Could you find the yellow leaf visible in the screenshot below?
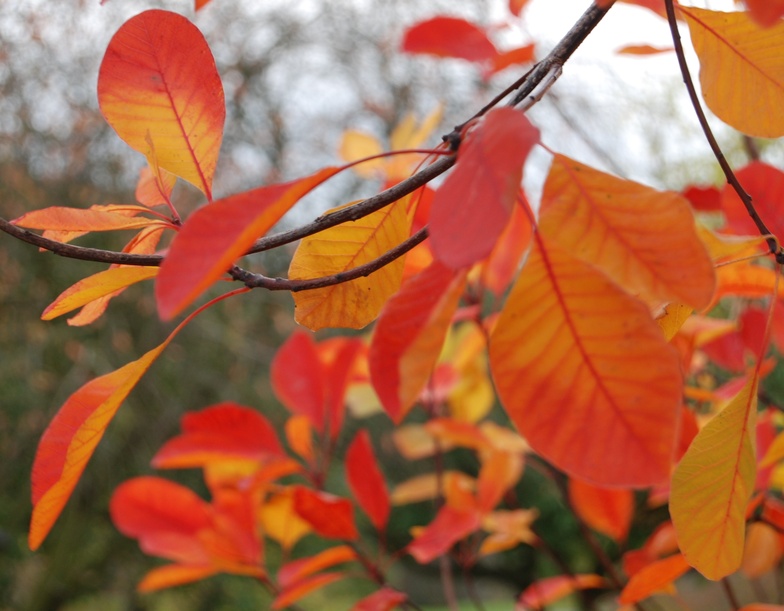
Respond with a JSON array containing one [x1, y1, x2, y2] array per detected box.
[[671, 375, 758, 580], [539, 154, 716, 310], [656, 303, 693, 341], [680, 7, 784, 138], [289, 197, 412, 330], [338, 130, 385, 178]]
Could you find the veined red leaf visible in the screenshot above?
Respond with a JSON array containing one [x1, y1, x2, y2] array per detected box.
[[278, 545, 357, 589], [272, 331, 326, 432], [98, 10, 225, 198], [516, 574, 606, 611], [151, 403, 286, 469], [671, 375, 759, 580], [352, 587, 408, 611], [272, 572, 347, 610], [370, 261, 467, 422], [156, 168, 337, 320], [408, 504, 482, 564], [619, 554, 690, 604], [539, 154, 715, 310], [346, 431, 390, 531], [401, 16, 497, 63], [289, 195, 412, 331], [744, 0, 784, 27], [430, 107, 539, 269], [42, 267, 159, 321], [292, 487, 358, 541], [679, 6, 784, 138], [489, 235, 682, 487], [13, 206, 161, 232], [568, 478, 634, 542]]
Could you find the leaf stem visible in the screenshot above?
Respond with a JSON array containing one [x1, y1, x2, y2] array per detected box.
[[721, 577, 741, 611]]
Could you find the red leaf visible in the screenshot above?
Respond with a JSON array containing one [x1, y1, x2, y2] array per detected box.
[[370, 261, 467, 422], [401, 16, 498, 63], [273, 572, 347, 610], [517, 574, 606, 610], [320, 338, 364, 439], [152, 403, 286, 469], [353, 587, 408, 611], [278, 545, 357, 589], [272, 331, 326, 432], [156, 168, 337, 320], [508, 0, 531, 16], [682, 184, 722, 212], [97, 10, 224, 199], [721, 162, 784, 238], [619, 554, 690, 604], [430, 107, 539, 269], [346, 431, 390, 531], [293, 487, 359, 540], [744, 0, 784, 27], [408, 505, 481, 564]]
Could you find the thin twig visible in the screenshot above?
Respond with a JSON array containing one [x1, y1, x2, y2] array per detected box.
[[664, 0, 782, 263], [721, 577, 742, 611]]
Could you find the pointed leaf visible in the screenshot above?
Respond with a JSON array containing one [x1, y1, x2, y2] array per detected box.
[[568, 478, 634, 542], [401, 16, 497, 63], [352, 587, 408, 611], [42, 267, 159, 321], [272, 572, 347, 610], [278, 545, 357, 589], [679, 6, 784, 137], [480, 196, 533, 296], [272, 331, 326, 432], [13, 206, 159, 232], [619, 554, 691, 604], [539, 154, 715, 310], [489, 236, 682, 487], [671, 376, 759, 580], [430, 107, 539, 269], [408, 505, 482, 564], [289, 195, 412, 330], [476, 450, 524, 513], [370, 261, 466, 422], [156, 168, 336, 320], [346, 431, 390, 531], [260, 488, 313, 551], [721, 162, 784, 240], [516, 574, 606, 611], [292, 487, 358, 541], [98, 10, 225, 198], [136, 166, 176, 208]]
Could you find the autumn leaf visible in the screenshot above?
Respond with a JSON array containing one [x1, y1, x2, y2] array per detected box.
[[429, 107, 539, 269], [292, 487, 359, 541], [277, 545, 357, 590], [370, 261, 467, 422], [13, 206, 162, 232], [490, 235, 682, 487], [401, 16, 497, 63], [98, 10, 225, 199], [741, 522, 783, 578], [679, 6, 784, 138], [516, 574, 606, 611], [156, 168, 337, 320], [259, 487, 313, 551], [135, 166, 176, 208], [273, 573, 347, 610], [346, 431, 390, 531], [407, 504, 482, 564], [539, 154, 715, 310], [289, 195, 412, 330], [353, 587, 408, 611], [619, 554, 690, 604], [568, 478, 634, 542], [721, 162, 784, 240], [743, 0, 784, 27], [671, 375, 759, 580], [480, 196, 533, 296]]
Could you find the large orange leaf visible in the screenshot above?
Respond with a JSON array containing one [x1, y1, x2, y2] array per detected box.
[[369, 261, 467, 422], [156, 168, 337, 320], [346, 431, 390, 531], [679, 6, 784, 138], [671, 375, 759, 580], [489, 235, 682, 487], [41, 267, 159, 321], [429, 107, 539, 269], [289, 195, 411, 330], [539, 155, 715, 310], [97, 10, 225, 198]]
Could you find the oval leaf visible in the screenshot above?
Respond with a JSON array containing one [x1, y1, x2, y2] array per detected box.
[[346, 431, 390, 531], [401, 16, 497, 63], [98, 10, 225, 198]]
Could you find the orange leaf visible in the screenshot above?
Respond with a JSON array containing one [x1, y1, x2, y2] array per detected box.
[[619, 554, 690, 604], [13, 206, 160, 232], [679, 6, 784, 138], [479, 509, 538, 556], [29, 316, 190, 550], [401, 16, 497, 63], [671, 375, 759, 580], [476, 450, 524, 513], [151, 403, 286, 469], [508, 0, 531, 17], [259, 488, 313, 551], [430, 108, 539, 269], [487, 44, 536, 76], [278, 545, 357, 589], [741, 522, 783, 578], [489, 236, 682, 487], [568, 478, 634, 543], [41, 267, 159, 321], [346, 431, 390, 531], [156, 167, 336, 320], [408, 504, 482, 564], [289, 195, 412, 330], [292, 487, 358, 541], [740, 606, 784, 611], [539, 154, 715, 310], [138, 565, 219, 592], [285, 415, 315, 465], [516, 574, 606, 610], [98, 10, 225, 198], [370, 261, 467, 422], [480, 195, 533, 296], [352, 587, 408, 611], [272, 572, 347, 610], [135, 166, 176, 208], [713, 262, 781, 304], [617, 44, 673, 55]]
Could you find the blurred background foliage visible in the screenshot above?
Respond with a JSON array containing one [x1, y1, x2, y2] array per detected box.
[[2, 0, 781, 609]]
